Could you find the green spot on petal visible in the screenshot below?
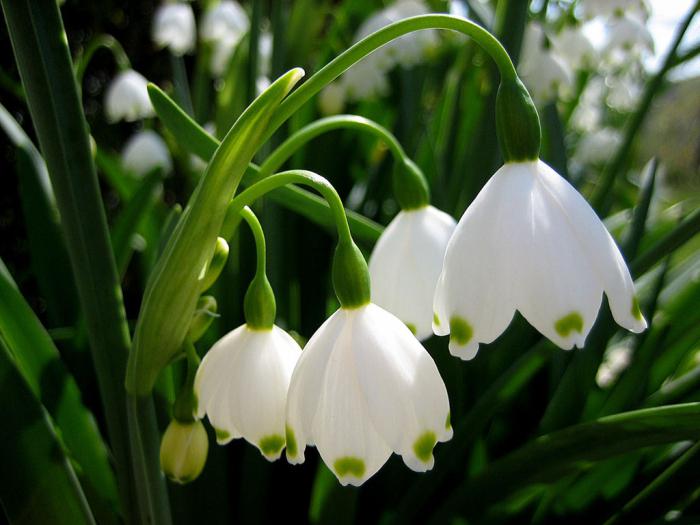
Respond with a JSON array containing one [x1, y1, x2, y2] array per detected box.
[[259, 434, 285, 457], [554, 312, 584, 337], [214, 428, 230, 442], [433, 313, 440, 326], [334, 456, 366, 478], [405, 322, 417, 335], [631, 296, 643, 321], [450, 316, 473, 345], [413, 431, 437, 463], [445, 412, 451, 430], [285, 425, 298, 457]]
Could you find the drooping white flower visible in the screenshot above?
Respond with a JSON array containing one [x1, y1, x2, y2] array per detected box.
[[195, 324, 302, 460], [121, 130, 173, 176], [604, 13, 654, 55], [286, 303, 452, 486], [572, 127, 622, 166], [369, 205, 456, 341], [104, 69, 155, 122], [433, 160, 647, 359], [550, 25, 597, 71], [200, 0, 249, 76], [153, 3, 196, 56], [518, 23, 573, 103]]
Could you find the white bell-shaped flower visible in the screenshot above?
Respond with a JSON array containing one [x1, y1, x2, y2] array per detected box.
[[518, 23, 572, 103], [604, 13, 654, 55], [550, 25, 597, 71], [153, 3, 196, 56], [195, 324, 302, 460], [433, 159, 647, 359], [285, 303, 452, 486], [369, 205, 456, 340], [572, 127, 622, 166], [200, 0, 249, 76], [104, 69, 155, 122], [121, 130, 173, 177]]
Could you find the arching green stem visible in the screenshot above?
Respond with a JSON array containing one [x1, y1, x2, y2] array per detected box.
[[265, 14, 518, 141], [75, 34, 130, 85], [239, 206, 276, 329], [257, 115, 407, 179], [224, 170, 370, 308], [173, 343, 200, 423]]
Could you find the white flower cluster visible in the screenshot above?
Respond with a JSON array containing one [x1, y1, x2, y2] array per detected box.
[[319, 0, 439, 112]]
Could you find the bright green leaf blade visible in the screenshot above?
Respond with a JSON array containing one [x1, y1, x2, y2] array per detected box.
[[434, 403, 700, 521], [147, 83, 383, 244], [0, 339, 96, 525], [0, 258, 119, 516]]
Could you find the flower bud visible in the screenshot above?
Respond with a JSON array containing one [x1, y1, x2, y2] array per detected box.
[[160, 419, 209, 484], [200, 237, 229, 292]]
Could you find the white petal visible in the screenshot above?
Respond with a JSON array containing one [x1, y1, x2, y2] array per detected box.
[[433, 165, 522, 358], [310, 308, 392, 486], [535, 160, 646, 333], [121, 130, 172, 177], [369, 206, 456, 340], [104, 70, 154, 123], [224, 326, 301, 460], [285, 310, 345, 464], [352, 304, 451, 472], [153, 4, 196, 55], [509, 162, 603, 349]]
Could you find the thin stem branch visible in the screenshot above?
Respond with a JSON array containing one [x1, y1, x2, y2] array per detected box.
[[240, 206, 267, 279]]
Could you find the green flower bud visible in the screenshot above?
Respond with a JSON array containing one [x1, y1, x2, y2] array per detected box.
[[495, 77, 541, 162], [187, 295, 218, 343], [392, 158, 430, 211], [199, 237, 229, 292], [244, 275, 276, 330], [332, 239, 371, 309], [160, 419, 208, 484]]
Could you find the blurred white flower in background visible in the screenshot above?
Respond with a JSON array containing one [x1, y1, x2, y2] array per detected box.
[[596, 343, 633, 388], [152, 3, 196, 56], [518, 23, 572, 104], [550, 25, 597, 71], [318, 82, 347, 115], [200, 0, 249, 76], [604, 13, 654, 55], [121, 130, 173, 177], [572, 127, 623, 166], [336, 0, 438, 102], [580, 0, 649, 20], [104, 69, 154, 122]]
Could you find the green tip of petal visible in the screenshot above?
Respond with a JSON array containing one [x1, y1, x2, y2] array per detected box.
[[215, 428, 231, 442], [631, 297, 643, 321], [334, 456, 366, 478], [554, 312, 584, 337], [259, 434, 285, 457], [450, 316, 473, 345], [413, 431, 437, 463], [433, 313, 440, 326], [405, 322, 417, 335], [285, 425, 298, 457], [445, 412, 451, 430]]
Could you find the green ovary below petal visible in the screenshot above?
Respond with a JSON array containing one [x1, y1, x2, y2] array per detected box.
[[215, 428, 231, 442], [445, 412, 451, 430], [450, 316, 473, 345], [433, 313, 440, 326], [413, 431, 437, 463], [554, 312, 584, 337], [334, 456, 366, 478], [259, 434, 285, 457], [285, 425, 298, 457], [405, 322, 417, 335]]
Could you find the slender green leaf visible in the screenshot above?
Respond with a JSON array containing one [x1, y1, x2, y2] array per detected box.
[[1, 0, 169, 521], [0, 339, 95, 525], [0, 258, 119, 517], [433, 404, 700, 522]]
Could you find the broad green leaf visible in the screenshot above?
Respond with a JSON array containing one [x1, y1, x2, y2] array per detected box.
[[0, 339, 95, 525], [147, 83, 383, 243], [433, 403, 700, 522], [0, 259, 119, 516]]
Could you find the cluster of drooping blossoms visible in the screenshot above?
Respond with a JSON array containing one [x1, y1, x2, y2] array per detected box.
[[194, 174, 452, 486]]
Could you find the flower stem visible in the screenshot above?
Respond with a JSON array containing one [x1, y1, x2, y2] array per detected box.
[[74, 34, 130, 85], [240, 206, 267, 281], [264, 14, 518, 142]]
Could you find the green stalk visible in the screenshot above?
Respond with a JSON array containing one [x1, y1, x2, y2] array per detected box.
[[170, 54, 194, 116], [590, 0, 699, 213], [74, 33, 130, 85], [0, 1, 169, 522]]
